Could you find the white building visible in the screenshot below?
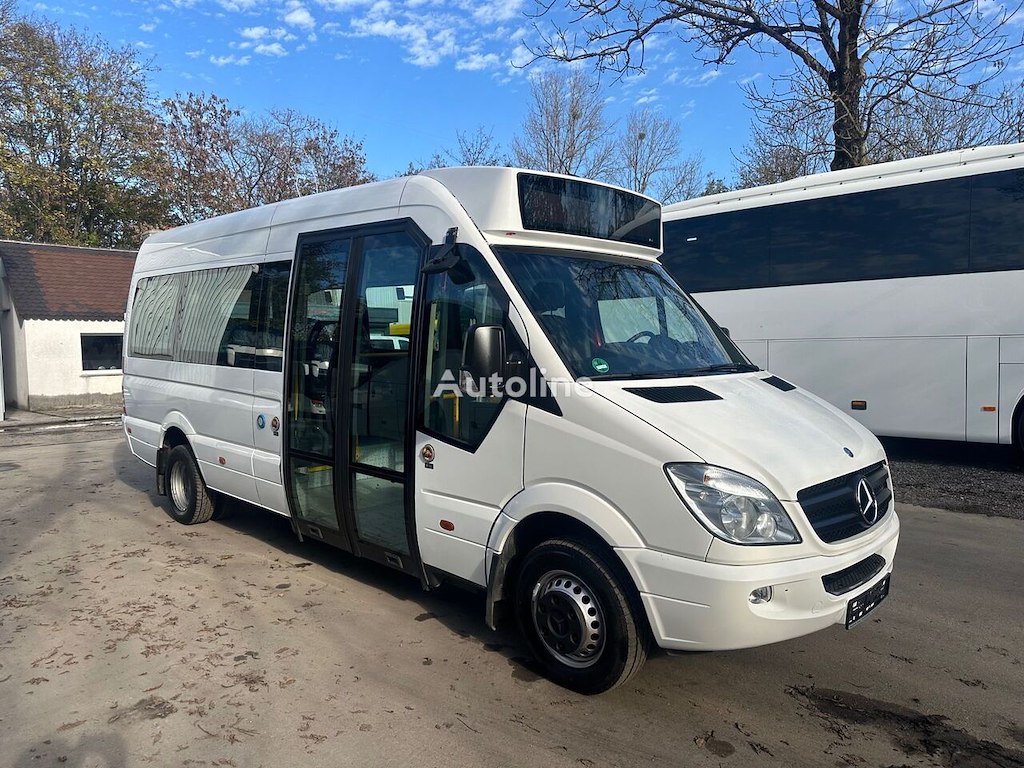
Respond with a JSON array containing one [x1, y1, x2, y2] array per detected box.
[[0, 241, 136, 420]]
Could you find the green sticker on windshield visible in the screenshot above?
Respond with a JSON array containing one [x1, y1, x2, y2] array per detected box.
[[591, 358, 610, 374]]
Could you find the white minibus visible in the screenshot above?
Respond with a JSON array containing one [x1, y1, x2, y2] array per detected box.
[[123, 168, 899, 693]]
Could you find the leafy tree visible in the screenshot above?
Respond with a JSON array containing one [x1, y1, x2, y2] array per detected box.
[[161, 94, 374, 223], [529, 1, 1022, 172], [0, 14, 165, 247]]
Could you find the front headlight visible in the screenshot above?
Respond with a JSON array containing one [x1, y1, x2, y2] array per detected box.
[[665, 464, 801, 545]]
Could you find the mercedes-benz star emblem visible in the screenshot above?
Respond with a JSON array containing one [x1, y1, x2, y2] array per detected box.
[[856, 478, 879, 525]]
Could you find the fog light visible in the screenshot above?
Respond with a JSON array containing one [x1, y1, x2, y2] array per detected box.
[[749, 586, 773, 604]]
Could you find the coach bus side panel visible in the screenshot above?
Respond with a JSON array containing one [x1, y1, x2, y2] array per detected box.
[[999, 336, 1024, 445], [767, 337, 968, 441]]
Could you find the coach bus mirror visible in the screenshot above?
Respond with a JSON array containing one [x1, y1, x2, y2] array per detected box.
[[721, 326, 731, 338], [461, 325, 505, 397]]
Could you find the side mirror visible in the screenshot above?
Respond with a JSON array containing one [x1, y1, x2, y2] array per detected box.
[[720, 326, 731, 338], [461, 325, 505, 397]]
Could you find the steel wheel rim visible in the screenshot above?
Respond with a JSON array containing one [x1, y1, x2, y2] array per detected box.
[[169, 460, 192, 513], [531, 569, 605, 669]]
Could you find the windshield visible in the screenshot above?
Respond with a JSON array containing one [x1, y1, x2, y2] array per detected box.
[[497, 249, 754, 380]]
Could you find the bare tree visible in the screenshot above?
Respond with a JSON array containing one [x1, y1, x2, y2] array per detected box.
[[615, 108, 703, 201], [737, 78, 1024, 187], [426, 126, 507, 169], [530, 1, 1023, 172], [512, 70, 616, 178]]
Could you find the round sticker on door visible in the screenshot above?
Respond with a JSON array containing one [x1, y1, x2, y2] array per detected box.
[[591, 358, 610, 374]]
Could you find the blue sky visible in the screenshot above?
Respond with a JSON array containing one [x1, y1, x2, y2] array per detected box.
[[19, 0, 1014, 186]]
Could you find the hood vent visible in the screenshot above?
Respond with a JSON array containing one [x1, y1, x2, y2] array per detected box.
[[762, 375, 796, 392], [624, 385, 722, 404]]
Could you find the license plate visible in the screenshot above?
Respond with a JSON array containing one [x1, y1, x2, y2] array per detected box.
[[845, 573, 891, 629]]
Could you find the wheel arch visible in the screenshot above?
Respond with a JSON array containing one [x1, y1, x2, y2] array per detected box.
[[484, 483, 648, 632], [156, 413, 200, 496]]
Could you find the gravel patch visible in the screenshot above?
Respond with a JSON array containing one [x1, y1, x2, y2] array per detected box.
[[882, 437, 1024, 520]]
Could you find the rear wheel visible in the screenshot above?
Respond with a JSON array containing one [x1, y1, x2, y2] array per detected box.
[[165, 445, 215, 525], [515, 538, 648, 694], [1016, 402, 1024, 461]]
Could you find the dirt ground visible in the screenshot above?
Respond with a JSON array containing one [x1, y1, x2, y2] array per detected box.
[[1, 424, 1022, 767]]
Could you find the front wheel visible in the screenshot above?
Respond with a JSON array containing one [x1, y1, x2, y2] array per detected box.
[[515, 539, 648, 694], [165, 445, 216, 525]]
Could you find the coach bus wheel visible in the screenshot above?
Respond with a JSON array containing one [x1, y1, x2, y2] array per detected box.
[[1016, 404, 1024, 461], [515, 538, 648, 694], [165, 445, 216, 525]]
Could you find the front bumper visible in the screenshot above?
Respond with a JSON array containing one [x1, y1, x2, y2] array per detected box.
[[616, 512, 900, 651]]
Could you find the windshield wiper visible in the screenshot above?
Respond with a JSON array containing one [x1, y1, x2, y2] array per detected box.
[[685, 363, 761, 376]]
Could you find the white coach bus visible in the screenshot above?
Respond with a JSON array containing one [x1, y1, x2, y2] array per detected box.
[[123, 168, 898, 693], [662, 144, 1024, 453]]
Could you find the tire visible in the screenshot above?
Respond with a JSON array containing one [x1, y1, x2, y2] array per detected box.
[[165, 445, 216, 525], [514, 538, 648, 694]]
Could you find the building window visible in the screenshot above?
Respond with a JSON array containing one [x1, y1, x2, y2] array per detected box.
[[82, 334, 123, 371]]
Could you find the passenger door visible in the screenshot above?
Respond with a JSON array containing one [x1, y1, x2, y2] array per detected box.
[[414, 247, 527, 586], [283, 223, 427, 576]]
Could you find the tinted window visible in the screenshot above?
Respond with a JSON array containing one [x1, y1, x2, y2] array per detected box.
[[82, 334, 123, 371], [252, 261, 291, 371], [421, 247, 513, 449], [662, 209, 771, 292], [518, 173, 661, 249], [769, 176, 970, 285], [178, 265, 260, 366], [130, 273, 181, 359], [970, 169, 1024, 271]]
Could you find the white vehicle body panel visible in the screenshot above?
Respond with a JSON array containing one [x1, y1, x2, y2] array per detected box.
[[665, 143, 1024, 445], [124, 167, 899, 655]]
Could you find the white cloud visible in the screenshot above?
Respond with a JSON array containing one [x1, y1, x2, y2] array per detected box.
[[738, 72, 762, 86], [217, 0, 261, 10], [465, 0, 525, 24], [456, 51, 500, 71], [316, 0, 373, 9], [241, 25, 269, 39], [185, 49, 205, 58], [283, 1, 316, 29], [666, 68, 722, 87], [135, 40, 153, 49], [210, 53, 251, 66], [635, 87, 659, 105], [351, 16, 456, 67], [139, 22, 157, 32], [254, 42, 288, 56]]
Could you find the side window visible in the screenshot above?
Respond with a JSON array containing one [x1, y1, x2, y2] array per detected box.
[[421, 248, 514, 449], [252, 261, 291, 371], [178, 265, 260, 366], [129, 273, 182, 359], [970, 169, 1024, 272]]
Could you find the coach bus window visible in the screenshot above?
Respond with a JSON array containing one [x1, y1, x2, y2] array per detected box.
[[969, 169, 1024, 272], [770, 177, 969, 286], [661, 208, 770, 292]]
